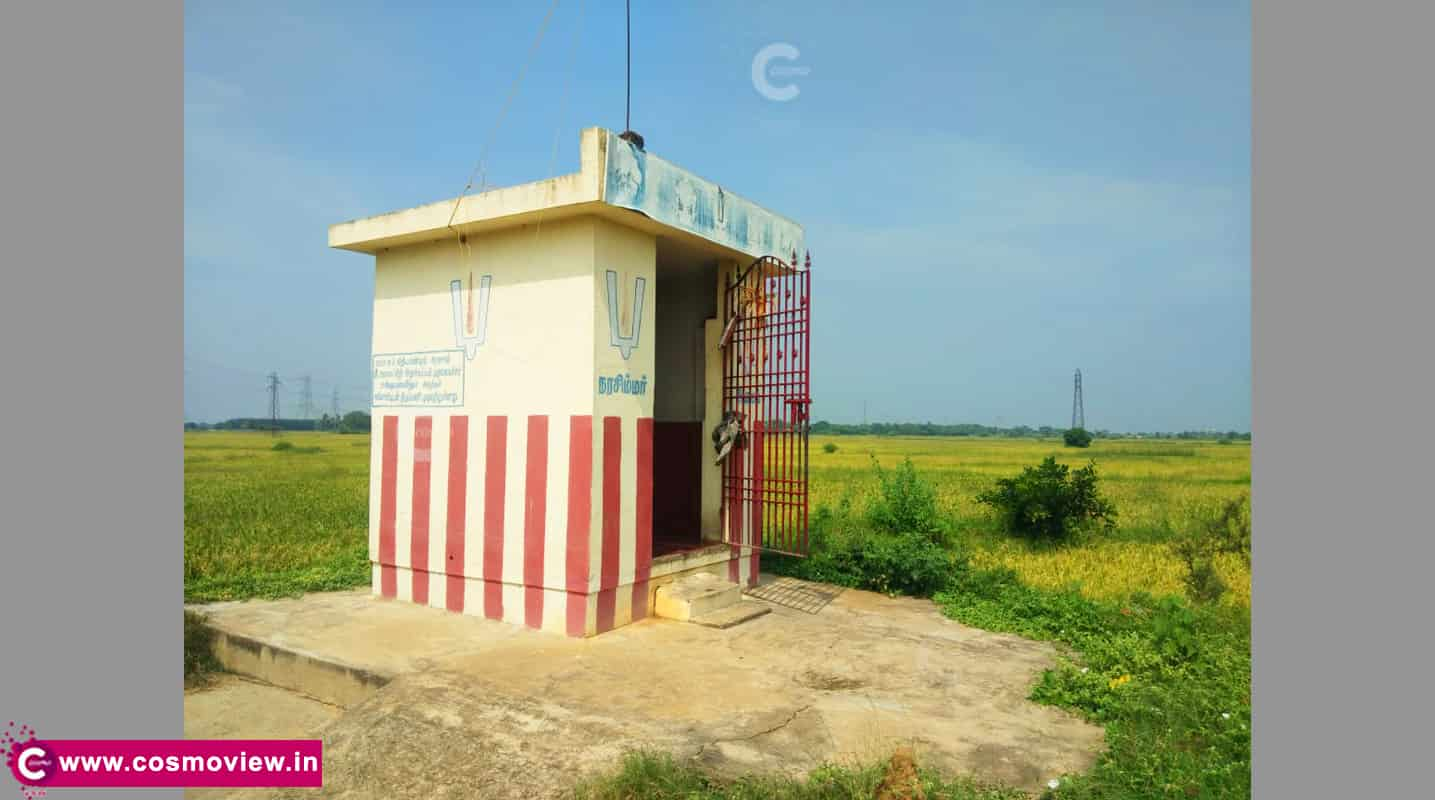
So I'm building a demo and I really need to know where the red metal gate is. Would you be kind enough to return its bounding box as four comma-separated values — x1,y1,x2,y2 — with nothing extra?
720,252,812,557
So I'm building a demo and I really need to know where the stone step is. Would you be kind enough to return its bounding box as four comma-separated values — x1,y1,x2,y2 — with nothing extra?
653,571,742,622
691,601,771,629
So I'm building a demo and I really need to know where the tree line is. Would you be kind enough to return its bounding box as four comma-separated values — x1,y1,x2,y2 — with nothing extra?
808,421,1250,441
185,411,372,433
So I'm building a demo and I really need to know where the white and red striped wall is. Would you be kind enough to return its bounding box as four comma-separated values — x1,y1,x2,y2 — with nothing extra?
370,412,674,636
369,410,762,636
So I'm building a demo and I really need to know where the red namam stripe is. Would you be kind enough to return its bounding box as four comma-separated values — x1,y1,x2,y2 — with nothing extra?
466,271,475,334
524,415,549,629
411,416,433,605
484,416,507,620
632,417,654,620
566,415,593,637
446,416,468,613
597,416,622,633
379,416,399,598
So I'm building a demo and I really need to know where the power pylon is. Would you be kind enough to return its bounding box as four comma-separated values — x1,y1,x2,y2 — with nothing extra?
301,376,314,420
1071,369,1085,430
266,372,282,436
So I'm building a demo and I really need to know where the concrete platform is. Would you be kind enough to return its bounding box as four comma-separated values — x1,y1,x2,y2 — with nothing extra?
186,575,1104,798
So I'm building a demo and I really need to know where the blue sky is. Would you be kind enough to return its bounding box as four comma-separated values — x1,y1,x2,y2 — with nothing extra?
184,0,1250,432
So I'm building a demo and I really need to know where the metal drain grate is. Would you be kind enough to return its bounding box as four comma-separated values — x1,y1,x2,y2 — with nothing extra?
744,577,842,614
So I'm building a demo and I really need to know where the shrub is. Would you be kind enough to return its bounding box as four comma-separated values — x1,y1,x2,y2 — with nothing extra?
822,442,838,454
1171,528,1229,604
271,440,294,451
1063,427,1093,448
797,516,957,596
975,457,1116,543
1149,596,1201,664
865,457,947,543
1169,493,1249,604
1204,493,1252,564
767,459,965,597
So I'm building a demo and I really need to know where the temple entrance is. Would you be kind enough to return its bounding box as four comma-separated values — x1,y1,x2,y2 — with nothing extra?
652,247,718,557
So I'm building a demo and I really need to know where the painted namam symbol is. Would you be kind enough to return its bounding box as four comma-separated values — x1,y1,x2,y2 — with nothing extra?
451,271,492,360
605,269,645,360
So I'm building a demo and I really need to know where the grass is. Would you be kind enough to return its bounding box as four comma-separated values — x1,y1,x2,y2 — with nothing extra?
570,750,1024,800
936,573,1250,799
185,430,369,601
184,609,222,688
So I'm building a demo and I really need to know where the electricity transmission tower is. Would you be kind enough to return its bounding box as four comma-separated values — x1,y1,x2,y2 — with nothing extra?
331,388,341,420
266,372,282,436
1071,369,1085,430
301,376,314,420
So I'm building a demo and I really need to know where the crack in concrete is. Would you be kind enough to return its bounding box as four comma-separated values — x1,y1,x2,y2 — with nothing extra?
693,703,816,761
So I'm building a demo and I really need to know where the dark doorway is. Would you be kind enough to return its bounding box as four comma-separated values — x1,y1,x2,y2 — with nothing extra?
652,255,716,557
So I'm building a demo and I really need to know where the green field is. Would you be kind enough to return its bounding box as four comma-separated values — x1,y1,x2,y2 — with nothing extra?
184,430,1249,605
184,430,370,601
184,430,1251,798
809,435,1251,607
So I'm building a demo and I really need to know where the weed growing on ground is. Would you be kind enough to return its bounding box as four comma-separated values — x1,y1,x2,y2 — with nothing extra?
936,570,1250,799
184,610,221,688
569,750,1024,800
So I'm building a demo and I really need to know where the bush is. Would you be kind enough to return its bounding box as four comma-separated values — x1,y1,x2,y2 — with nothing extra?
767,458,965,597
271,440,294,451
865,457,946,543
1149,596,1201,664
1204,493,1252,563
1173,536,1229,604
793,514,957,596
1063,427,1093,448
1169,493,1249,604
975,456,1116,543
822,442,838,454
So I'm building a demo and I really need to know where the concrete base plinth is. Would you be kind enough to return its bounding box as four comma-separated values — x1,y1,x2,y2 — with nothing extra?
185,576,1105,798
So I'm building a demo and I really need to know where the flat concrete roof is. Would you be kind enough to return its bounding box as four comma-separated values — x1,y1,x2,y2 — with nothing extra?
329,127,806,264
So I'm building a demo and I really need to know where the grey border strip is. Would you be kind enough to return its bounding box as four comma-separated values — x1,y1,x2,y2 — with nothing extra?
1,0,182,792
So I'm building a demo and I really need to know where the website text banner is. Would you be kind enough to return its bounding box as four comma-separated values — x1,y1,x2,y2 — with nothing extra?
8,739,323,789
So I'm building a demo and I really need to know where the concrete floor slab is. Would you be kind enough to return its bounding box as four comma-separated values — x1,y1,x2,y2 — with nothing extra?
183,675,343,800
186,576,1104,798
